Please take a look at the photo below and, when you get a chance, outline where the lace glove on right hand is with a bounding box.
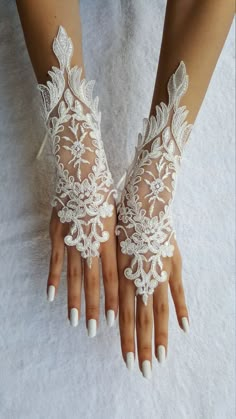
[37,26,117,268]
[116,61,193,305]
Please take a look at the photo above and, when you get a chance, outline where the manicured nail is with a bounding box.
[142,360,152,379]
[70,308,79,327]
[126,352,134,371]
[47,285,55,302]
[106,310,115,327]
[157,345,166,364]
[181,317,189,333]
[88,319,97,337]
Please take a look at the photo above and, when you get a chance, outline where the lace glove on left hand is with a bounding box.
[37,26,117,268]
[116,61,192,305]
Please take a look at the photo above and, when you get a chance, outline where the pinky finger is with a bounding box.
[47,241,65,302]
[169,270,190,333]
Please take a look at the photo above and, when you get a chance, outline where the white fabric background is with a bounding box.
[0,1,235,418]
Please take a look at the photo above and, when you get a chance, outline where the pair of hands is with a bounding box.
[47,197,189,379]
[40,26,190,380]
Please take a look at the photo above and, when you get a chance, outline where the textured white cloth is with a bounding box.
[0,1,235,419]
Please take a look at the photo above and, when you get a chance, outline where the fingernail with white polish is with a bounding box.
[47,285,55,302]
[157,345,166,364]
[70,308,79,327]
[106,310,115,327]
[126,352,134,371]
[88,319,97,337]
[142,360,152,379]
[181,317,190,333]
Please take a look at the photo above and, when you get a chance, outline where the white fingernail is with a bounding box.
[47,285,55,302]
[126,352,134,371]
[88,319,97,337]
[106,310,115,327]
[142,360,152,379]
[157,345,166,364]
[70,308,79,327]
[181,317,189,333]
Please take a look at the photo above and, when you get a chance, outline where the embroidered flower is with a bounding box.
[70,140,86,160]
[159,243,175,258]
[120,238,136,255]
[58,206,74,223]
[150,178,164,195]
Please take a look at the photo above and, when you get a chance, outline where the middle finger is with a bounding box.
[67,245,82,327]
[136,294,153,379]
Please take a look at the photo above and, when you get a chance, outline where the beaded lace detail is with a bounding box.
[116,62,192,304]
[37,26,117,267]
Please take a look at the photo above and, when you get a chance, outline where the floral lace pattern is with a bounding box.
[116,61,192,305]
[37,26,117,267]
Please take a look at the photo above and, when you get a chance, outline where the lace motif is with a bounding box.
[37,26,116,267]
[116,61,192,305]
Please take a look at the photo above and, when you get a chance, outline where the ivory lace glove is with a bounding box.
[37,26,117,268]
[116,61,192,305]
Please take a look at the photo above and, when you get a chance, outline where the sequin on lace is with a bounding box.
[116,61,192,304]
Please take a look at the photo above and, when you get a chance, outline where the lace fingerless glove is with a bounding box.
[116,61,192,304]
[37,26,117,268]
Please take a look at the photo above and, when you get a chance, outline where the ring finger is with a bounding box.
[67,245,82,327]
[153,280,169,364]
[84,256,100,338]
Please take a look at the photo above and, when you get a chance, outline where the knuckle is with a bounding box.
[156,331,168,342]
[120,309,133,326]
[85,274,99,288]
[68,267,81,281]
[50,251,63,266]
[121,337,135,353]
[103,271,118,286]
[106,295,118,309]
[139,346,152,359]
[119,278,134,298]
[154,302,169,316]
[137,312,152,329]
[86,305,99,318]
[140,345,152,352]
[48,273,60,285]
[51,251,61,265]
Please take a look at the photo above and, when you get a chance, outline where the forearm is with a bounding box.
[150,0,235,123]
[16,0,84,84]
